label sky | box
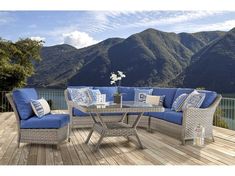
[0,11,235,48]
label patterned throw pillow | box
[31,98,51,118]
[182,90,206,111]
[68,88,92,106]
[88,89,101,103]
[146,95,165,106]
[171,93,188,112]
[134,88,153,103]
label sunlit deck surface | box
[1,111,235,165]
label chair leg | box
[85,129,94,144]
[212,135,215,142]
[182,139,186,145]
[94,133,105,151]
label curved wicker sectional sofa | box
[65,86,222,144]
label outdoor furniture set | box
[6,86,221,150]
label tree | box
[0,38,43,91]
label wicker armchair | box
[6,92,70,148]
[181,95,222,144]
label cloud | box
[195,20,235,31]
[169,19,235,33]
[62,30,98,48]
[30,36,46,41]
[82,11,221,33]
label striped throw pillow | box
[182,90,206,111]
[31,98,51,118]
[171,93,188,112]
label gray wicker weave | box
[149,95,222,144]
[65,89,222,145]
[181,95,222,144]
[6,93,69,147]
[71,101,164,151]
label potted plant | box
[110,71,126,104]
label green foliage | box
[213,107,229,129]
[0,38,43,91]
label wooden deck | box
[1,112,235,165]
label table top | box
[72,101,165,113]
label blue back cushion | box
[93,87,117,101]
[13,88,38,120]
[197,90,217,108]
[173,88,194,103]
[152,88,177,108]
[118,87,135,101]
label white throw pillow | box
[182,90,206,111]
[146,95,165,106]
[31,98,51,118]
[68,88,92,105]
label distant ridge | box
[26,28,235,93]
[172,27,235,93]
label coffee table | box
[72,101,164,151]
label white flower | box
[110,73,118,81]
[118,71,126,78]
[110,71,126,85]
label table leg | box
[135,131,144,149]
[132,112,144,128]
[120,112,127,123]
[94,133,105,151]
[85,128,94,144]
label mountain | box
[27,28,226,89]
[172,28,235,93]
[28,38,124,87]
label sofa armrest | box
[181,95,222,142]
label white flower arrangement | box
[110,71,126,87]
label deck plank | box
[1,112,235,165]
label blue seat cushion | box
[164,111,183,125]
[20,114,69,129]
[93,87,117,102]
[197,90,217,108]
[152,88,177,108]
[149,108,172,120]
[149,108,183,125]
[73,108,89,116]
[118,87,135,101]
[173,88,194,103]
[127,112,149,116]
[13,88,38,120]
